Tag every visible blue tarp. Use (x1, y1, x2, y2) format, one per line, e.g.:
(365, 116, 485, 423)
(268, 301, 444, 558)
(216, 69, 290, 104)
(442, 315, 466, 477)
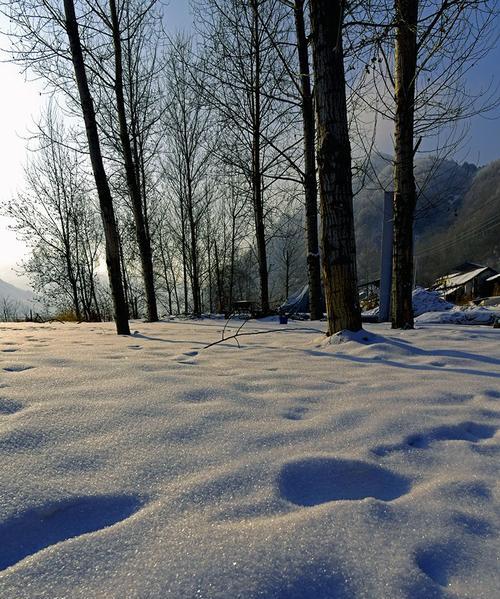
(280, 285, 325, 314)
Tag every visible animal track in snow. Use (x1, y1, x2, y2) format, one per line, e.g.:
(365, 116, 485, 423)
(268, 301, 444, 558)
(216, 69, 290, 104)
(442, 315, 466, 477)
(173, 350, 199, 364)
(278, 457, 411, 506)
(282, 406, 309, 421)
(451, 512, 494, 537)
(373, 422, 497, 457)
(415, 542, 469, 588)
(2, 365, 34, 373)
(481, 389, 500, 399)
(0, 398, 24, 415)
(179, 388, 217, 403)
(0, 494, 143, 571)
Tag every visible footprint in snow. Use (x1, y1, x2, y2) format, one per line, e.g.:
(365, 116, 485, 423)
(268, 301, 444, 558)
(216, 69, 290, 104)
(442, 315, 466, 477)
(1, 348, 18, 353)
(481, 389, 500, 400)
(3, 365, 34, 373)
(278, 457, 411, 506)
(282, 406, 309, 421)
(415, 542, 470, 588)
(173, 350, 199, 364)
(127, 345, 143, 350)
(451, 512, 494, 537)
(0, 398, 24, 415)
(373, 422, 497, 456)
(0, 494, 143, 571)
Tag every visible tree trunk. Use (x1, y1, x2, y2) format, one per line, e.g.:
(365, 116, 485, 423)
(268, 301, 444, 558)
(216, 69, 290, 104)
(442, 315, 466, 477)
(63, 0, 129, 334)
(251, 0, 270, 315)
(214, 239, 225, 314)
(186, 176, 201, 316)
(294, 0, 322, 321)
(392, 0, 418, 329)
(109, 0, 158, 322)
(180, 199, 189, 314)
(309, 0, 361, 335)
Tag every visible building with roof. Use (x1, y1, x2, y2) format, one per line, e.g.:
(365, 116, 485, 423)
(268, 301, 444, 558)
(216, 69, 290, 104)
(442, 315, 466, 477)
(432, 262, 499, 303)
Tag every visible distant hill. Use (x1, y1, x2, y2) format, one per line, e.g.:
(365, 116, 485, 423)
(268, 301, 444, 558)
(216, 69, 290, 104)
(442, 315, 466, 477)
(416, 159, 500, 283)
(0, 278, 39, 320)
(354, 156, 481, 284)
(266, 155, 500, 301)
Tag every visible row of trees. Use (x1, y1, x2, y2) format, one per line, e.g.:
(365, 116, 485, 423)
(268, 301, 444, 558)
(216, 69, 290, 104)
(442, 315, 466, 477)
(2, 0, 497, 334)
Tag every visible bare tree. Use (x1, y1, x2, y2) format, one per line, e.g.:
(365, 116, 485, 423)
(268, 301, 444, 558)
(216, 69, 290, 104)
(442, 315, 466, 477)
(293, 0, 322, 320)
(6, 108, 103, 320)
(309, 0, 362, 334)
(4, 0, 130, 334)
(348, 0, 499, 328)
(195, 0, 298, 314)
(160, 36, 214, 315)
(87, 0, 159, 321)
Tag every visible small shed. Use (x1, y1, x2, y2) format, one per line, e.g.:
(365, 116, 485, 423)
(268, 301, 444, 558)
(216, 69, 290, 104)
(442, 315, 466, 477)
(432, 262, 498, 303)
(486, 273, 500, 297)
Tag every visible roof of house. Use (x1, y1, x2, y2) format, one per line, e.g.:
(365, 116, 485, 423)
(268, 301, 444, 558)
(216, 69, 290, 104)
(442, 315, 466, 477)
(486, 273, 500, 282)
(435, 266, 492, 295)
(453, 261, 486, 273)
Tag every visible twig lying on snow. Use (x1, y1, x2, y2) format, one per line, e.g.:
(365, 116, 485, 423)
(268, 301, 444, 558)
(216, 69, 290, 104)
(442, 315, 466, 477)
(203, 326, 324, 350)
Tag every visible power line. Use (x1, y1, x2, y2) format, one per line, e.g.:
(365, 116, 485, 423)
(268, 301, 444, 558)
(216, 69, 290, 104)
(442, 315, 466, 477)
(416, 213, 500, 257)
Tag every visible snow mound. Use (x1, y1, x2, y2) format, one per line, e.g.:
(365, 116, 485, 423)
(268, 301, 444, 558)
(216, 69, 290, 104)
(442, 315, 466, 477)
(416, 306, 499, 325)
(363, 287, 454, 320)
(412, 287, 454, 316)
(316, 329, 379, 346)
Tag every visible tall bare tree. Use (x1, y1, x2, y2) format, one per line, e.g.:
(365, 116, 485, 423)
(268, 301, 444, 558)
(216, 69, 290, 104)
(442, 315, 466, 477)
(309, 0, 362, 334)
(63, 0, 130, 334)
(293, 0, 322, 320)
(391, 0, 418, 328)
(106, 0, 159, 321)
(4, 0, 131, 334)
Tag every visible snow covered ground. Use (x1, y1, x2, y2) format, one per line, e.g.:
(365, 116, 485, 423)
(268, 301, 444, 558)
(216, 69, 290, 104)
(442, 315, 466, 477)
(363, 287, 500, 326)
(0, 319, 499, 598)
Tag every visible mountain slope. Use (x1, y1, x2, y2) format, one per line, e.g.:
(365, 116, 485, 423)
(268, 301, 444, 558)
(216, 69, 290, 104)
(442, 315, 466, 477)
(0, 278, 38, 319)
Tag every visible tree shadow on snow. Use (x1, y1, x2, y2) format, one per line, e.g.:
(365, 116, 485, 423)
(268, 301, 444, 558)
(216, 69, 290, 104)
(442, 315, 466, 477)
(304, 349, 500, 380)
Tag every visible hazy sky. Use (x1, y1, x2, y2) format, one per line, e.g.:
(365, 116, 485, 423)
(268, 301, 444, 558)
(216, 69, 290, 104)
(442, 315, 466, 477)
(0, 2, 498, 288)
(0, 1, 192, 286)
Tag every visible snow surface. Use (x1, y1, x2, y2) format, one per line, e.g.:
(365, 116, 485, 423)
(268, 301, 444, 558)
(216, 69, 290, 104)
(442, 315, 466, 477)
(363, 287, 455, 320)
(0, 319, 499, 598)
(416, 306, 500, 325)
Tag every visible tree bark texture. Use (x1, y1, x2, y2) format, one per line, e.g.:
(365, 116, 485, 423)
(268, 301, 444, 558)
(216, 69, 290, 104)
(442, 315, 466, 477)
(63, 0, 130, 334)
(294, 0, 322, 321)
(309, 0, 361, 335)
(392, 0, 418, 329)
(109, 0, 158, 322)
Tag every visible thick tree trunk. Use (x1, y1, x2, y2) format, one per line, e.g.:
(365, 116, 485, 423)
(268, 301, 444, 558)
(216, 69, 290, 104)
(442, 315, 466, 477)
(309, 0, 361, 335)
(109, 0, 158, 322)
(392, 0, 418, 329)
(294, 0, 322, 321)
(251, 0, 270, 315)
(63, 0, 129, 334)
